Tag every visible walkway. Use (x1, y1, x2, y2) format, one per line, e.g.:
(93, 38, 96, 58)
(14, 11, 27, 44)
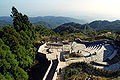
(46, 59, 58, 80)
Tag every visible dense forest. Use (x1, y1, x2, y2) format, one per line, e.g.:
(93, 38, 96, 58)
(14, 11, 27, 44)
(0, 7, 57, 80)
(0, 7, 37, 80)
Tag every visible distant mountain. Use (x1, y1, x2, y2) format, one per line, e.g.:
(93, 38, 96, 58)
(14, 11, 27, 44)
(54, 20, 120, 35)
(61, 22, 92, 30)
(0, 16, 120, 31)
(33, 21, 56, 29)
(53, 22, 95, 35)
(0, 16, 12, 22)
(89, 20, 120, 31)
(0, 20, 12, 28)
(0, 16, 87, 28)
(53, 24, 80, 34)
(0, 16, 12, 28)
(62, 22, 82, 28)
(29, 16, 87, 26)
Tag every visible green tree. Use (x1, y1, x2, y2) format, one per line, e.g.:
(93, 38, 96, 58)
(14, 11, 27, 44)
(11, 6, 36, 40)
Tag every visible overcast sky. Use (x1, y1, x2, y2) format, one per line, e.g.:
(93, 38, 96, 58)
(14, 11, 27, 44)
(0, 0, 120, 21)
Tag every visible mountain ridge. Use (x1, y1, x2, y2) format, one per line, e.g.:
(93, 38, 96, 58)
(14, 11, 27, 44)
(0, 16, 120, 31)
(0, 16, 87, 27)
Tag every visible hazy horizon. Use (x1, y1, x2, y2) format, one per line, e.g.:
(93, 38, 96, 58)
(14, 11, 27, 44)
(1, 0, 120, 21)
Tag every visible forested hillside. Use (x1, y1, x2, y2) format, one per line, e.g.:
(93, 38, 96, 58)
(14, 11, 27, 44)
(89, 20, 120, 31)
(0, 6, 55, 80)
(53, 22, 95, 36)
(0, 7, 37, 80)
(33, 21, 56, 29)
(1, 16, 120, 31)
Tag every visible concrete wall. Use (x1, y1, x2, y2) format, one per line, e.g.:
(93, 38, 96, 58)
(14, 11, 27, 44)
(38, 43, 60, 80)
(42, 59, 60, 80)
(63, 45, 71, 51)
(52, 59, 60, 80)
(43, 60, 53, 80)
(38, 43, 46, 53)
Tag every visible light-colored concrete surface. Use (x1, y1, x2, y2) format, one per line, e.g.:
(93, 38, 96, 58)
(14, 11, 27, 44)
(38, 41, 119, 80)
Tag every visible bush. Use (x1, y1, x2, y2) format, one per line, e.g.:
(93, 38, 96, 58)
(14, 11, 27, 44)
(64, 62, 120, 80)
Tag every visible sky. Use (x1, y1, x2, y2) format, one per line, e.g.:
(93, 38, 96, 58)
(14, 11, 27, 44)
(0, 0, 120, 21)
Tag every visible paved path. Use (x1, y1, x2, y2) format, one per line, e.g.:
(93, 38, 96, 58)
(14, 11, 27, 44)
(46, 59, 58, 80)
(57, 61, 68, 80)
